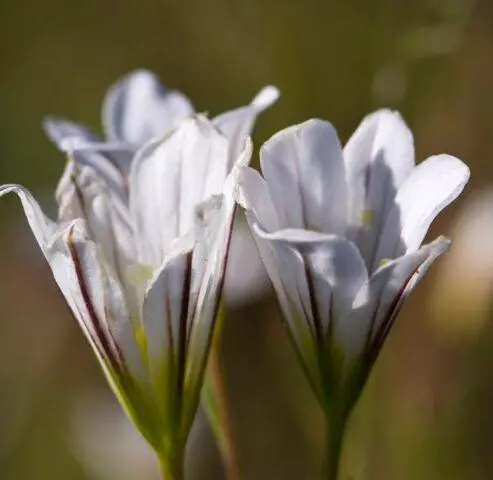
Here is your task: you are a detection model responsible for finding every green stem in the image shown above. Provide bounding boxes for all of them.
[322,409,347,480]
[202,304,241,479]
[208,340,241,480]
[157,448,185,480]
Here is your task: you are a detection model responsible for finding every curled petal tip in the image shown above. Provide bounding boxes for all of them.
[251,85,280,111]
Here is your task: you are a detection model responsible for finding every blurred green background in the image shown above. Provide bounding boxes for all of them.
[1,0,493,478]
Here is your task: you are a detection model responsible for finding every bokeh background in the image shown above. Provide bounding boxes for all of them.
[1,0,493,478]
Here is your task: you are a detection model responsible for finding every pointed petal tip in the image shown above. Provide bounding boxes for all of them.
[423,235,451,256]
[42,115,59,130]
[251,85,280,111]
[0,183,25,200]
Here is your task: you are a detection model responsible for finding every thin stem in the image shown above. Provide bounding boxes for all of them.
[207,337,241,480]
[322,409,347,480]
[157,448,185,480]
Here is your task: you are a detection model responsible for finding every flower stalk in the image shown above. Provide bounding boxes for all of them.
[158,448,185,480]
[321,407,348,480]
[204,314,241,480]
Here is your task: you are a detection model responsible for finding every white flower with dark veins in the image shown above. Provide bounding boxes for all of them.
[237,110,470,413]
[0,115,252,462]
[43,68,279,193]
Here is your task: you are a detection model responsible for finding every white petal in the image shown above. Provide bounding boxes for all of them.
[0,185,145,382]
[103,69,194,145]
[260,119,346,234]
[373,154,470,267]
[56,162,137,305]
[247,221,323,389]
[256,227,368,336]
[0,184,59,246]
[187,199,224,339]
[224,135,254,205]
[181,194,240,426]
[344,109,415,268]
[43,117,100,147]
[342,236,450,366]
[236,166,280,232]
[213,85,279,170]
[71,145,134,188]
[129,116,229,268]
[64,222,147,383]
[143,239,194,378]
[44,116,134,187]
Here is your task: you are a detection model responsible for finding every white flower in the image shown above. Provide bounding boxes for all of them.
[43,69,279,188]
[237,110,470,412]
[0,116,252,462]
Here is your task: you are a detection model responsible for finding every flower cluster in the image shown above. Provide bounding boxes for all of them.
[0,70,278,474]
[0,70,469,478]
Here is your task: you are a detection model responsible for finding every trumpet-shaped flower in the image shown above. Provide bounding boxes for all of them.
[237,110,470,416]
[0,115,253,477]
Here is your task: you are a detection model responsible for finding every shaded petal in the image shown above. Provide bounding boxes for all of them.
[56,162,137,305]
[129,116,229,268]
[44,117,100,147]
[44,117,132,197]
[260,119,346,234]
[246,221,323,393]
[236,165,280,232]
[103,69,194,145]
[342,237,450,367]
[69,145,134,190]
[344,109,415,268]
[181,194,239,431]
[373,154,470,267]
[0,185,145,383]
[64,222,147,384]
[213,85,279,170]
[143,236,194,380]
[256,228,368,336]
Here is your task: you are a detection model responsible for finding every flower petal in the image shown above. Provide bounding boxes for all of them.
[213,85,279,170]
[256,227,368,337]
[44,117,100,146]
[342,236,450,368]
[246,222,325,393]
[344,109,415,268]
[64,222,147,384]
[103,69,194,145]
[44,117,133,196]
[236,165,280,232]
[143,237,194,379]
[129,116,229,268]
[180,194,239,431]
[260,119,346,234]
[56,162,137,306]
[0,185,145,382]
[373,154,470,267]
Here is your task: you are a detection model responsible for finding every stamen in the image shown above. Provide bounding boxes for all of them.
[361,208,374,228]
